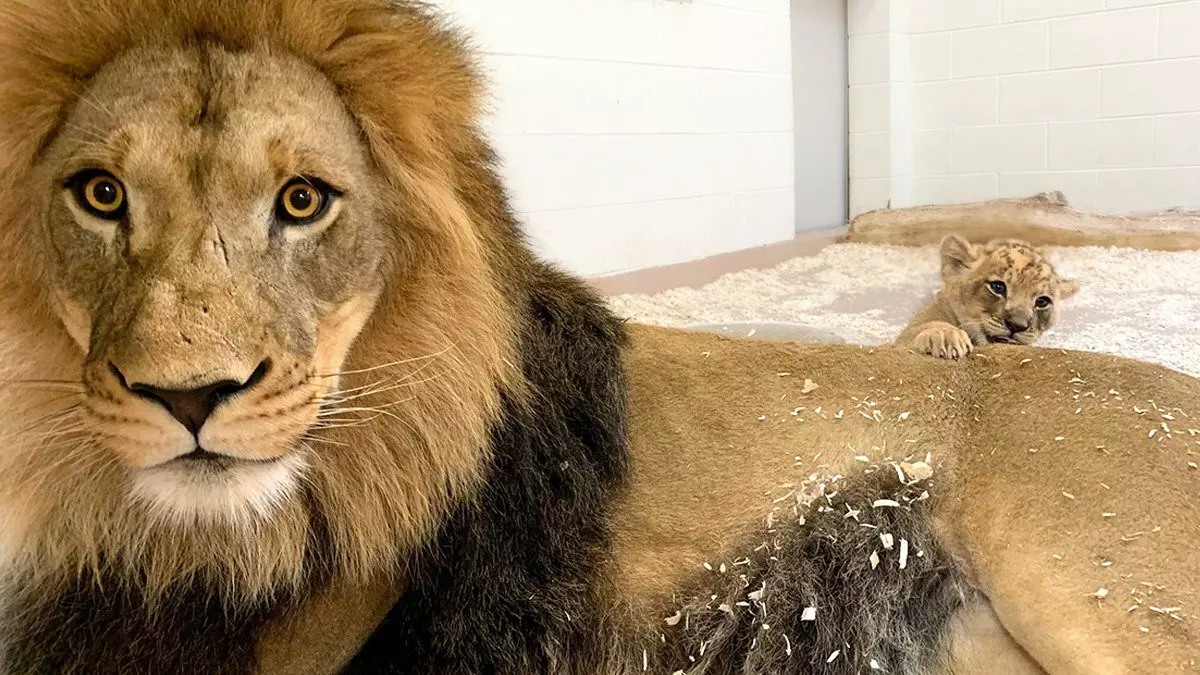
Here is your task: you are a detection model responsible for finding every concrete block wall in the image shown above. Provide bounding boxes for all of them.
[433,0,795,276]
[851,0,1200,217]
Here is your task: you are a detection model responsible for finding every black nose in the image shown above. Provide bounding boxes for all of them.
[112,360,270,435]
[1005,318,1030,333]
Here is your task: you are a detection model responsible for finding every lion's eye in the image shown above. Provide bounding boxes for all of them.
[71,171,127,220]
[1035,296,1052,309]
[276,179,335,224]
[988,280,1007,297]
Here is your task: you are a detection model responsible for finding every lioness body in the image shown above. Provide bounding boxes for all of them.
[614,326,1198,673]
[252,326,1200,673]
[0,1,1195,673]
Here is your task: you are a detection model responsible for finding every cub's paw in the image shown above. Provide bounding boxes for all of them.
[913,323,973,360]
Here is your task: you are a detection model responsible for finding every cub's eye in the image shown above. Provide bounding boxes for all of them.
[1035,296,1053,309]
[276,178,336,225]
[70,171,127,220]
[988,280,1007,297]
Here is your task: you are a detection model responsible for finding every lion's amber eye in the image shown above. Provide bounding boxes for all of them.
[72,172,127,220]
[276,179,333,224]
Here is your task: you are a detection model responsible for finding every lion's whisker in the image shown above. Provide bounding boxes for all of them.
[317,374,443,407]
[312,344,457,379]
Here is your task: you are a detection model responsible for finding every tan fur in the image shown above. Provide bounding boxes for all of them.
[0,2,1196,673]
[898,235,1080,360]
[611,326,1199,672]
[0,0,520,606]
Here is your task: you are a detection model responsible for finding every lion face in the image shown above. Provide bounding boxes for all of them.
[939,235,1079,347]
[35,44,387,521]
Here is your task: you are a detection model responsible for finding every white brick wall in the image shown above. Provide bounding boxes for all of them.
[432,0,795,277]
[850,0,1200,216]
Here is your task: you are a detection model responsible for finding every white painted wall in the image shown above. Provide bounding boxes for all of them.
[433,0,796,277]
[850,0,1200,218]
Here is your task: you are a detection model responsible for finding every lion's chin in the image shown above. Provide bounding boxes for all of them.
[131,452,306,525]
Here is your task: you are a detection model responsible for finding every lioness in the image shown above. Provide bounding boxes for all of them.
[898,236,1079,360]
[0,1,1195,674]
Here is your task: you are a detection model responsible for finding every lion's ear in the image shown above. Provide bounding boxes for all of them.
[940,234,978,277]
[1059,278,1081,298]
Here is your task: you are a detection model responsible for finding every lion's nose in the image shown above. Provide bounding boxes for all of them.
[111,360,270,434]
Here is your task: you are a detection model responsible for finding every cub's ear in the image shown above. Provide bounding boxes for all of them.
[939,234,979,277]
[1058,278,1081,298]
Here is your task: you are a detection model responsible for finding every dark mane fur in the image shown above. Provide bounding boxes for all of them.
[347,264,630,673]
[1,262,630,675]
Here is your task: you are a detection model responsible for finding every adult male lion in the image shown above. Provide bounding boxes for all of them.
[0,1,1195,673]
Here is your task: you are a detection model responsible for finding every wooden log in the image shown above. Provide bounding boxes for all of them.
[844,191,1200,250]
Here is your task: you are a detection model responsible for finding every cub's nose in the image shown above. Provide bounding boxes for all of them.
[1005,317,1030,333]
[111,360,270,434]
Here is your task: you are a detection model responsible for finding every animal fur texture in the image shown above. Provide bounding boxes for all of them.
[898,236,1080,360]
[0,1,1196,674]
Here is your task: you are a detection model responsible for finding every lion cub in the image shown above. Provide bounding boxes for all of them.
[898,235,1079,360]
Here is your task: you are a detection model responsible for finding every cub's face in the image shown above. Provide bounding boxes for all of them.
[940,235,1079,347]
[33,45,387,521]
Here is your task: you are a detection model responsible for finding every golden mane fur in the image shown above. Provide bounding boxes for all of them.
[0,0,522,603]
[1,2,1198,673]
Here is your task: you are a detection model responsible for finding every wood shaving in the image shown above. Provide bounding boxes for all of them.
[1062,492,1077,500]
[870,550,880,569]
[870,659,882,670]
[901,460,933,481]
[880,533,894,550]
[827,650,841,663]
[1094,588,1110,599]
[801,606,817,622]
[664,612,682,626]
[898,411,910,421]
[718,604,733,615]
[801,379,819,394]
[873,499,901,508]
[899,539,909,570]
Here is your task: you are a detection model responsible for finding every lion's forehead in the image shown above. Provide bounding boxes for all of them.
[68,45,366,202]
